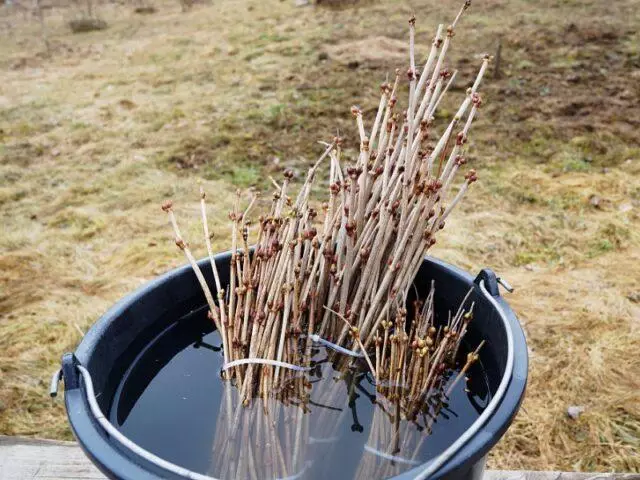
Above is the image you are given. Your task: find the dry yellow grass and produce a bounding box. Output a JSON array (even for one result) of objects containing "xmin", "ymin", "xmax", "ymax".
[{"xmin": 1, "ymin": 0, "xmax": 639, "ymax": 473}]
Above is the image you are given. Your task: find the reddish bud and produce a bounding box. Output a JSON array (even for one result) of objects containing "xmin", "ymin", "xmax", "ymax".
[{"xmin": 465, "ymin": 169, "xmax": 478, "ymax": 183}]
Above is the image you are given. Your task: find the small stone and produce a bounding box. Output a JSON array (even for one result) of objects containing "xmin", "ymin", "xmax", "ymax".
[
  {"xmin": 627, "ymin": 292, "xmax": 640, "ymax": 304},
  {"xmin": 619, "ymin": 89, "xmax": 634, "ymax": 100},
  {"xmin": 619, "ymin": 203, "xmax": 633, "ymax": 213},
  {"xmin": 118, "ymin": 99, "xmax": 136, "ymax": 110},
  {"xmin": 567, "ymin": 405, "xmax": 585, "ymax": 420}
]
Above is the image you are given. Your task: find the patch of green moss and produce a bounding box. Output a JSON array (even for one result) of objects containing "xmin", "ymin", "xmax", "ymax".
[
  {"xmin": 0, "ymin": 142, "xmax": 46, "ymax": 166},
  {"xmin": 258, "ymin": 33, "xmax": 290, "ymax": 43},
  {"xmin": 204, "ymin": 164, "xmax": 262, "ymax": 189},
  {"xmin": 173, "ymin": 37, "xmax": 192, "ymax": 46},
  {"xmin": 588, "ymin": 222, "xmax": 631, "ymax": 257},
  {"xmin": 513, "ymin": 246, "xmax": 562, "ymax": 266},
  {"xmin": 244, "ymin": 50, "xmax": 265, "ymax": 62},
  {"xmin": 562, "ymin": 157, "xmax": 591, "ymax": 172},
  {"xmin": 589, "ymin": 239, "xmax": 614, "ymax": 257},
  {"xmin": 49, "ymin": 209, "xmax": 105, "ymax": 240},
  {"xmin": 516, "ymin": 59, "xmax": 537, "ymax": 70},
  {"xmin": 599, "ymin": 222, "xmax": 630, "ymax": 248},
  {"xmin": 546, "ymin": 192, "xmax": 583, "ymax": 211},
  {"xmin": 489, "ymin": 181, "xmax": 541, "ymax": 205}
]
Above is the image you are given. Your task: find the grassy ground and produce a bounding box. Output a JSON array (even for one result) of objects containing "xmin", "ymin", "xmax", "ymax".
[{"xmin": 1, "ymin": 0, "xmax": 639, "ymax": 472}]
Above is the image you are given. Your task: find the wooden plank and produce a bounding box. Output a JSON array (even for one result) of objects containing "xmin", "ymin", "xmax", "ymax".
[
  {"xmin": 1, "ymin": 436, "xmax": 637, "ymax": 480},
  {"xmin": 0, "ymin": 436, "xmax": 103, "ymax": 480},
  {"xmin": 485, "ymin": 471, "xmax": 639, "ymax": 480}
]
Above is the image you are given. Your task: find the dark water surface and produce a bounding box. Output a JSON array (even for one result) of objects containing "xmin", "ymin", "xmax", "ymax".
[{"xmin": 110, "ymin": 308, "xmax": 491, "ymax": 479}]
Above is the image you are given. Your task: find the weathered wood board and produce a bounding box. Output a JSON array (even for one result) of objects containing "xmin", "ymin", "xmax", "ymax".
[
  {"xmin": 0, "ymin": 436, "xmax": 103, "ymax": 479},
  {"xmin": 484, "ymin": 472, "xmax": 639, "ymax": 480}
]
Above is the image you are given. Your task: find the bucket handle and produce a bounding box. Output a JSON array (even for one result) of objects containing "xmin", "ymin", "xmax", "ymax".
[
  {"xmin": 51, "ymin": 361, "xmax": 220, "ymax": 479},
  {"xmin": 50, "ymin": 353, "xmax": 80, "ymax": 398},
  {"xmin": 473, "ymin": 268, "xmax": 514, "ymax": 296}
]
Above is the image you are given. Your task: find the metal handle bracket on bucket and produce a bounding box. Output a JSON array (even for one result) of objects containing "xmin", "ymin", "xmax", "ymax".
[
  {"xmin": 473, "ymin": 269, "xmax": 500, "ymax": 296},
  {"xmin": 52, "ymin": 353, "xmax": 80, "ymax": 396},
  {"xmin": 473, "ymin": 268, "xmax": 514, "ymax": 296}
]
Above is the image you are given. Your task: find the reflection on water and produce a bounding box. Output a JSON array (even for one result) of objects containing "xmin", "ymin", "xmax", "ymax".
[{"xmin": 111, "ymin": 309, "xmax": 490, "ymax": 479}]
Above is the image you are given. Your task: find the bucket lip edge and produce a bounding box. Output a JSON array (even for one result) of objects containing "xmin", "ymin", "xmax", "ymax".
[{"xmin": 67, "ymin": 252, "xmax": 528, "ymax": 479}]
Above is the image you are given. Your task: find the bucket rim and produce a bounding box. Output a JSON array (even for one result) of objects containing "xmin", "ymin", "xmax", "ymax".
[{"xmin": 61, "ymin": 253, "xmax": 528, "ymax": 480}]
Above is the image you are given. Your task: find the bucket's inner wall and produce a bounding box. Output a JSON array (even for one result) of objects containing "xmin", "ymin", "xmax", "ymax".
[
  {"xmin": 80, "ymin": 259, "xmax": 228, "ymax": 413},
  {"xmin": 412, "ymin": 261, "xmax": 507, "ymax": 395}
]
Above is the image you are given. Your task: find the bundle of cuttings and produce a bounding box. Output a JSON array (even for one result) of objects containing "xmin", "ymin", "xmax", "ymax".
[{"xmin": 163, "ymin": 0, "xmax": 488, "ymax": 412}]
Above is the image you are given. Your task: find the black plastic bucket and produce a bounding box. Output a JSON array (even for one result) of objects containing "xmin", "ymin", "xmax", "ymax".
[{"xmin": 57, "ymin": 253, "xmax": 528, "ymax": 480}]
